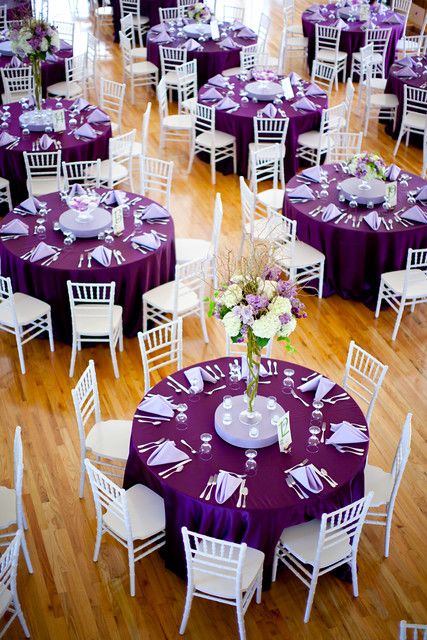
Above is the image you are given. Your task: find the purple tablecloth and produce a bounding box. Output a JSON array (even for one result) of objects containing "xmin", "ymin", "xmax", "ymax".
[
  {"xmin": 4, "ymin": 0, "xmax": 31, "ymax": 20},
  {"xmin": 385, "ymin": 56, "xmax": 427, "ymax": 145},
  {"xmin": 302, "ymin": 4, "xmax": 404, "ymax": 76},
  {"xmin": 197, "ymin": 75, "xmax": 327, "ymax": 179},
  {"xmin": 111, "ymin": 0, "xmax": 177, "ymax": 42},
  {"xmin": 0, "ymin": 99, "xmax": 111, "ymax": 206},
  {"xmin": 0, "ymin": 189, "xmax": 176, "ymax": 339},
  {"xmin": 124, "ymin": 356, "xmax": 368, "ymax": 588},
  {"xmin": 147, "ymin": 22, "xmax": 254, "ymax": 88},
  {"xmin": 283, "ymin": 165, "xmax": 427, "ymax": 304}
]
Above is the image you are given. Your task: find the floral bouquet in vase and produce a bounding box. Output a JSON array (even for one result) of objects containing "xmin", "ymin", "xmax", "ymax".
[
  {"xmin": 188, "ymin": 2, "xmax": 212, "ymax": 22},
  {"xmin": 207, "ymin": 246, "xmax": 306, "ymax": 425},
  {"xmin": 347, "ymin": 152, "xmax": 386, "ymax": 189}
]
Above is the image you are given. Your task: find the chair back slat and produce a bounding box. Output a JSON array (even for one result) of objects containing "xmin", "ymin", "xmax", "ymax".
[
  {"xmin": 343, "ymin": 340, "xmax": 388, "ymax": 423},
  {"xmin": 250, "ymin": 144, "xmax": 280, "ymax": 193},
  {"xmin": 159, "ymin": 7, "xmax": 180, "ymax": 22},
  {"xmin": 139, "ymin": 155, "xmax": 173, "ymax": 210},
  {"xmin": 84, "ymin": 459, "xmax": 131, "ymax": 535},
  {"xmin": 159, "ymin": 45, "xmax": 187, "ymax": 76},
  {"xmin": 0, "ymin": 531, "xmax": 21, "ymax": 599},
  {"xmin": 138, "ymin": 318, "xmax": 183, "ymax": 394}
]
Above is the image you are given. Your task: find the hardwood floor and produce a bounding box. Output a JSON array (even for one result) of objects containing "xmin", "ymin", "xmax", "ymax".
[{"xmin": 1, "ymin": 1, "xmax": 426, "ymax": 638}]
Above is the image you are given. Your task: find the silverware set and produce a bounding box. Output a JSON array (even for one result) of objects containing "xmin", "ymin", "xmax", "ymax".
[
  {"xmin": 199, "ymin": 474, "xmax": 218, "ymax": 500},
  {"xmin": 335, "ymin": 445, "xmax": 365, "ymax": 456},
  {"xmin": 290, "ymin": 388, "xmax": 310, "ymax": 407},
  {"xmin": 159, "ymin": 458, "xmax": 192, "ymax": 478},
  {"xmin": 41, "ymin": 250, "xmax": 62, "ymax": 266},
  {"xmin": 6, "ymin": 137, "xmax": 19, "ymax": 150},
  {"xmin": 113, "ymin": 249, "xmax": 125, "ymax": 264},
  {"xmin": 180, "ymin": 439, "xmax": 197, "ymax": 454},
  {"xmin": 204, "ymin": 384, "xmax": 227, "ymax": 395},
  {"xmin": 137, "ymin": 438, "xmax": 165, "ymax": 453},
  {"xmin": 135, "ymin": 414, "xmax": 171, "ymax": 422},
  {"xmin": 286, "ymin": 475, "xmax": 308, "ymax": 499},
  {"xmin": 236, "ymin": 480, "xmax": 248, "ymax": 508},
  {"xmin": 322, "ymin": 392, "xmax": 350, "ymax": 405}
]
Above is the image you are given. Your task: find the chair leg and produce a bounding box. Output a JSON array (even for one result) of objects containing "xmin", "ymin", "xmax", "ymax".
[
  {"xmin": 199, "ymin": 302, "xmax": 209, "ymax": 344},
  {"xmin": 210, "ymin": 150, "xmax": 216, "ymax": 185},
  {"xmin": 391, "ymin": 298, "xmax": 405, "ymax": 341},
  {"xmin": 119, "ymin": 324, "xmax": 124, "ymax": 351},
  {"xmin": 46, "ymin": 310, "xmax": 55, "ymax": 352},
  {"xmin": 69, "ymin": 333, "xmax": 77, "ymax": 377},
  {"xmin": 393, "ymin": 126, "xmax": 404, "ymax": 156},
  {"xmin": 271, "ymin": 546, "xmax": 279, "ymax": 582},
  {"xmin": 142, "ymin": 298, "xmax": 148, "ymax": 332},
  {"xmin": 179, "ymin": 587, "xmax": 194, "ymax": 634},
  {"xmin": 79, "ymin": 454, "xmax": 86, "ymax": 499},
  {"xmin": 15, "ymin": 330, "xmax": 26, "ymax": 375},
  {"xmin": 22, "ymin": 510, "xmax": 29, "ymax": 530},
  {"xmin": 128, "ymin": 544, "xmax": 136, "ymax": 596},
  {"xmin": 256, "ymin": 573, "xmax": 262, "ymax": 604},
  {"xmin": 410, "ymin": 299, "xmax": 416, "ymax": 313},
  {"xmin": 384, "ymin": 509, "xmax": 393, "ymax": 558},
  {"xmin": 14, "ymin": 595, "xmax": 30, "ymax": 638},
  {"xmin": 110, "ymin": 338, "xmax": 119, "ymax": 378},
  {"xmin": 351, "ymin": 552, "xmax": 359, "ymax": 597},
  {"xmin": 233, "ymin": 143, "xmax": 237, "ymax": 175},
  {"xmin": 375, "ymin": 280, "xmax": 384, "ymax": 318},
  {"xmin": 93, "ymin": 518, "xmax": 102, "ymax": 561},
  {"xmin": 20, "ymin": 530, "xmax": 33, "ymax": 574},
  {"xmin": 236, "ymin": 601, "xmax": 247, "ymax": 640},
  {"xmin": 317, "ymin": 262, "xmax": 324, "ymax": 299},
  {"xmin": 303, "ymin": 571, "xmax": 319, "ymax": 623}
]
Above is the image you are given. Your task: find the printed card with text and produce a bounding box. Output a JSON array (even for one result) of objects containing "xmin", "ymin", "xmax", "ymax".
[{"xmin": 277, "ymin": 411, "xmax": 292, "ymax": 453}]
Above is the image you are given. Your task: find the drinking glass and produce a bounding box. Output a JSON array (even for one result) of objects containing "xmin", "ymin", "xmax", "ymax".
[
  {"xmin": 222, "ymin": 412, "xmax": 232, "ymax": 426},
  {"xmin": 175, "ymin": 403, "xmax": 188, "ymax": 431},
  {"xmin": 35, "ymin": 218, "xmax": 46, "ymax": 238},
  {"xmin": 63, "ymin": 231, "xmax": 74, "ymax": 247},
  {"xmin": 104, "ymin": 228, "xmax": 115, "ymax": 244},
  {"xmin": 282, "ymin": 368, "xmax": 295, "ymax": 394},
  {"xmin": 311, "ymin": 401, "xmax": 323, "ymax": 426},
  {"xmin": 222, "ymin": 395, "xmax": 232, "ymax": 409},
  {"xmin": 229, "ymin": 362, "xmax": 241, "ymax": 389},
  {"xmin": 306, "ymin": 433, "xmax": 320, "ymax": 453},
  {"xmin": 349, "ymin": 194, "xmax": 358, "ymax": 208},
  {"xmin": 188, "ymin": 379, "xmax": 201, "ymax": 403},
  {"xmin": 244, "ymin": 449, "xmax": 257, "ymax": 475},
  {"xmin": 199, "ymin": 433, "xmax": 212, "ymax": 460}
]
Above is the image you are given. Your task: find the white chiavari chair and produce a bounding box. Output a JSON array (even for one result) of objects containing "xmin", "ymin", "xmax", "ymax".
[
  {"xmin": 239, "ymin": 175, "xmax": 277, "ymax": 255},
  {"xmin": 176, "ymin": 59, "xmax": 198, "ymax": 114},
  {"xmin": 62, "ymin": 159, "xmax": 101, "ymax": 189},
  {"xmin": 365, "ymin": 413, "xmax": 411, "ymax": 557},
  {"xmin": 351, "ymin": 28, "xmax": 392, "ymax": 80},
  {"xmin": 120, "ymin": 12, "xmax": 147, "ymax": 59},
  {"xmin": 0, "ymin": 66, "xmax": 33, "ymax": 104},
  {"xmin": 393, "ymin": 85, "xmax": 427, "ymax": 155},
  {"xmin": 326, "ymin": 131, "xmax": 362, "ymax": 163},
  {"xmin": 283, "ymin": 0, "xmax": 303, "ymax": 35},
  {"xmin": 391, "ymin": 0, "xmax": 412, "ymax": 30},
  {"xmin": 67, "ymin": 281, "xmax": 124, "ymax": 378},
  {"xmin": 99, "ymin": 77, "xmax": 126, "ymax": 134},
  {"xmin": 47, "ymin": 53, "xmax": 87, "ymax": 99},
  {"xmin": 159, "ymin": 45, "xmax": 187, "ymax": 99},
  {"xmin": 137, "ymin": 317, "xmax": 183, "ymax": 395},
  {"xmin": 222, "ymin": 5, "xmax": 244, "ymax": 23},
  {"xmin": 222, "ymin": 43, "xmax": 261, "ymax": 77},
  {"xmin": 142, "ymin": 258, "xmax": 209, "ymax": 343},
  {"xmin": 257, "ymin": 12, "xmax": 271, "ymax": 51},
  {"xmin": 343, "ymin": 77, "xmax": 354, "ymax": 130},
  {"xmin": 272, "ymin": 494, "xmax": 373, "ymax": 623},
  {"xmin": 177, "ymin": 0, "xmax": 195, "ymax": 17},
  {"xmin": 0, "ymin": 5, "xmax": 6, "ymax": 32},
  {"xmin": 0, "ymin": 531, "xmax": 30, "ymax": 638},
  {"xmin": 400, "ymin": 621, "xmax": 427, "ymax": 640},
  {"xmin": 249, "ymin": 144, "xmax": 285, "ymax": 214},
  {"xmin": 310, "ymin": 60, "xmax": 335, "ymax": 96},
  {"xmin": 0, "ymin": 177, "xmax": 12, "ymax": 211},
  {"xmin": 280, "ymin": 13, "xmax": 308, "ymax": 71},
  {"xmin": 84, "ymin": 459, "xmax": 165, "ymax": 596},
  {"xmin": 93, "ymin": 0, "xmax": 113, "ymax": 31},
  {"xmin": 355, "ymin": 43, "xmax": 375, "ymax": 111},
  {"xmin": 99, "ymin": 129, "xmax": 135, "ymax": 190},
  {"xmin": 72, "ymin": 359, "xmax": 132, "ymax": 497},
  {"xmin": 296, "ymin": 102, "xmax": 346, "ymax": 167},
  {"xmin": 180, "ymin": 527, "xmax": 264, "ymax": 640},
  {"xmin": 375, "ymin": 248, "xmax": 427, "ymax": 340},
  {"xmin": 23, "ymin": 150, "xmax": 63, "ymax": 197},
  {"xmin": 157, "ymin": 77, "xmax": 192, "ymax": 166},
  {"xmin": 54, "ymin": 20, "xmax": 75, "ymax": 48},
  {"xmin": 396, "ymin": 13, "xmax": 427, "ymax": 57},
  {"xmin": 248, "ymin": 115, "xmax": 289, "ymax": 186},
  {"xmin": 131, "ymin": 100, "xmax": 151, "ymax": 158},
  {"xmin": 362, "ymin": 62, "xmax": 398, "ymax": 136},
  {"xmin": 120, "ymin": 32, "xmax": 158, "ymax": 103},
  {"xmin": 159, "ymin": 6, "xmax": 180, "ymax": 22},
  {"xmin": 119, "ymin": 0, "xmax": 149, "ymax": 45},
  {"xmin": 139, "ymin": 155, "xmax": 173, "ymax": 210},
  {"xmin": 314, "ymin": 24, "xmax": 347, "ymax": 90},
  {"xmin": 342, "ymin": 340, "xmax": 388, "ymax": 424},
  {"xmin": 86, "ymin": 32, "xmax": 99, "ymax": 98},
  {"xmin": 188, "ymin": 102, "xmax": 237, "ymax": 185}
]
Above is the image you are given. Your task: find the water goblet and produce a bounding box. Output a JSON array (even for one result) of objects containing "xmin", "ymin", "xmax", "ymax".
[
  {"xmin": 134, "ymin": 211, "xmax": 143, "ymax": 229},
  {"xmin": 53, "ymin": 221, "xmax": 61, "ymax": 231},
  {"xmin": 229, "ymin": 362, "xmax": 241, "ymax": 389},
  {"xmin": 222, "ymin": 395, "xmax": 232, "ymax": 410},
  {"xmin": 367, "ymin": 200, "xmax": 374, "ymax": 209},
  {"xmin": 282, "ymin": 368, "xmax": 295, "ymax": 394},
  {"xmin": 175, "ymin": 403, "xmax": 188, "ymax": 431},
  {"xmin": 244, "ymin": 449, "xmax": 257, "ymax": 475},
  {"xmin": 311, "ymin": 401, "xmax": 323, "ymax": 426},
  {"xmin": 22, "ymin": 125, "xmax": 30, "ymax": 136},
  {"xmin": 104, "ymin": 228, "xmax": 115, "ymax": 244},
  {"xmin": 97, "ymin": 231, "xmax": 106, "ymax": 241},
  {"xmin": 319, "ymin": 182, "xmax": 329, "ymax": 198},
  {"xmin": 349, "ymin": 194, "xmax": 358, "ymax": 208},
  {"xmin": 267, "ymin": 396, "xmax": 277, "ymax": 411},
  {"xmin": 3, "ymin": 106, "xmax": 10, "ymax": 119},
  {"xmin": 63, "ymin": 230, "xmax": 74, "ymax": 247},
  {"xmin": 188, "ymin": 378, "xmax": 201, "ymax": 403},
  {"xmin": 338, "ymin": 192, "xmax": 346, "ymax": 202},
  {"xmin": 407, "ymin": 192, "xmax": 416, "ymax": 205},
  {"xmin": 199, "ymin": 433, "xmax": 212, "ymax": 460},
  {"xmin": 35, "ymin": 218, "xmax": 46, "ymax": 238},
  {"xmin": 271, "ymin": 414, "xmax": 280, "ymax": 427},
  {"xmin": 306, "ymin": 433, "xmax": 320, "ymax": 453}
]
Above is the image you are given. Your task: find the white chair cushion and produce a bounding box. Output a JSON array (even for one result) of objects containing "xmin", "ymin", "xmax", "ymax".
[
  {"xmin": 126, "ymin": 61, "xmax": 158, "ymax": 75},
  {"xmin": 279, "ymin": 519, "xmax": 351, "ymax": 568},
  {"xmin": 196, "ymin": 130, "xmax": 236, "ymax": 149},
  {"xmin": 370, "ymin": 94, "xmax": 399, "ymax": 108},
  {"xmin": 0, "ymin": 485, "xmax": 16, "ymax": 528},
  {"xmin": 364, "ymin": 464, "xmax": 394, "ymax": 507},
  {"xmin": 181, "ymin": 97, "xmax": 197, "ymax": 112},
  {"xmin": 0, "ymin": 292, "xmax": 50, "ymax": 327},
  {"xmin": 74, "ymin": 304, "xmax": 122, "ymax": 336},
  {"xmin": 131, "ymin": 46, "xmax": 147, "ymax": 58},
  {"xmin": 163, "ymin": 114, "xmax": 192, "ymax": 130},
  {"xmin": 245, "ymin": 216, "xmax": 283, "ymax": 240},
  {"xmin": 256, "ymin": 188, "xmax": 286, "ymax": 210},
  {"xmin": 288, "ymin": 24, "xmax": 303, "ymax": 35},
  {"xmin": 193, "ymin": 545, "xmax": 264, "ymax": 598},
  {"xmin": 370, "ymin": 78, "xmax": 387, "ymax": 91},
  {"xmin": 47, "ymin": 81, "xmax": 83, "ymax": 97},
  {"xmin": 404, "ymin": 111, "xmax": 427, "ymax": 130},
  {"xmin": 297, "ymin": 130, "xmax": 327, "ymax": 150},
  {"xmin": 222, "ymin": 66, "xmax": 242, "ymax": 77},
  {"xmin": 382, "ymin": 269, "xmax": 427, "ymax": 297},
  {"xmin": 144, "ymin": 281, "xmax": 199, "ymax": 314},
  {"xmin": 0, "ymin": 586, "xmax": 12, "ymax": 619},
  {"xmin": 287, "ymin": 36, "xmax": 308, "ymax": 48},
  {"xmin": 2, "ymin": 91, "xmax": 29, "ymax": 104},
  {"xmin": 99, "ymin": 160, "xmax": 129, "ymax": 183},
  {"xmin": 353, "ymin": 52, "xmax": 383, "ymax": 64},
  {"xmin": 132, "ymin": 14, "xmax": 149, "ymax": 25},
  {"xmin": 103, "ymin": 483, "xmax": 165, "ymax": 541},
  {"xmin": 28, "ymin": 177, "xmax": 63, "ymax": 196},
  {"xmin": 175, "ymin": 238, "xmax": 212, "ymax": 264},
  {"xmin": 276, "ymin": 240, "xmax": 325, "ymax": 268},
  {"xmin": 95, "ymin": 6, "xmax": 112, "ymax": 16},
  {"xmin": 86, "ymin": 419, "xmax": 132, "ymax": 461},
  {"xmin": 163, "ymin": 69, "xmax": 178, "ymax": 85},
  {"xmin": 317, "ymin": 49, "xmax": 347, "ymax": 62}
]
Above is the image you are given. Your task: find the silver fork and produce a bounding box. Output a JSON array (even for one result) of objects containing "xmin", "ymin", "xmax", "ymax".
[
  {"xmin": 214, "ymin": 364, "xmax": 225, "ymax": 378},
  {"xmin": 137, "ymin": 437, "xmax": 165, "ymax": 451},
  {"xmin": 291, "ymin": 389, "xmax": 310, "ymax": 407},
  {"xmin": 199, "ymin": 475, "xmax": 213, "ymax": 499},
  {"xmin": 205, "ymin": 364, "xmax": 220, "ymax": 380},
  {"xmin": 323, "ymin": 395, "xmax": 350, "ymax": 405},
  {"xmin": 204, "ymin": 384, "xmax": 226, "ymax": 395},
  {"xmin": 335, "ymin": 445, "xmax": 364, "ymax": 455},
  {"xmin": 284, "ymin": 458, "xmax": 308, "ymax": 473},
  {"xmin": 205, "ymin": 474, "xmax": 218, "ymax": 500},
  {"xmin": 286, "ymin": 475, "xmax": 307, "ymax": 499}
]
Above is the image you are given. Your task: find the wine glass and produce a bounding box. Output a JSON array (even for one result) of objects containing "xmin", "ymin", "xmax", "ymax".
[
  {"xmin": 267, "ymin": 396, "xmax": 277, "ymax": 410},
  {"xmin": 199, "ymin": 433, "xmax": 212, "ymax": 460},
  {"xmin": 244, "ymin": 449, "xmax": 257, "ymax": 475},
  {"xmin": 229, "ymin": 362, "xmax": 241, "ymax": 389},
  {"xmin": 175, "ymin": 403, "xmax": 188, "ymax": 431},
  {"xmin": 35, "ymin": 218, "xmax": 46, "ymax": 238},
  {"xmin": 282, "ymin": 368, "xmax": 295, "ymax": 394},
  {"xmin": 104, "ymin": 228, "xmax": 115, "ymax": 244},
  {"xmin": 306, "ymin": 432, "xmax": 320, "ymax": 453},
  {"xmin": 63, "ymin": 231, "xmax": 74, "ymax": 247},
  {"xmin": 134, "ymin": 211, "xmax": 143, "ymax": 229},
  {"xmin": 188, "ymin": 378, "xmax": 201, "ymax": 403},
  {"xmin": 349, "ymin": 194, "xmax": 358, "ymax": 208},
  {"xmin": 311, "ymin": 401, "xmax": 324, "ymax": 426}
]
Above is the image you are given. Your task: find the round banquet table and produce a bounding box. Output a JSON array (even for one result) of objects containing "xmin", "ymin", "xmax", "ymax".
[
  {"xmin": 283, "ymin": 165, "xmax": 427, "ymax": 305},
  {"xmin": 3, "ymin": 0, "xmax": 31, "ymax": 19},
  {"xmin": 147, "ymin": 21, "xmax": 257, "ymax": 88},
  {"xmin": 385, "ymin": 55, "xmax": 427, "ymax": 146},
  {"xmin": 111, "ymin": 0, "xmax": 177, "ymax": 42},
  {"xmin": 0, "ymin": 189, "xmax": 176, "ymax": 340},
  {"xmin": 302, "ymin": 3, "xmax": 404, "ymax": 76},
  {"xmin": 124, "ymin": 356, "xmax": 368, "ymax": 588},
  {"xmin": 0, "ymin": 99, "xmax": 111, "ymax": 207},
  {"xmin": 197, "ymin": 74, "xmax": 328, "ymax": 180}
]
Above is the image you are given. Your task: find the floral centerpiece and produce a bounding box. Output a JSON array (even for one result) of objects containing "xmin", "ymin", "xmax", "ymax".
[
  {"xmin": 207, "ymin": 246, "xmax": 306, "ymax": 424},
  {"xmin": 252, "ymin": 69, "xmax": 278, "ymax": 83},
  {"xmin": 347, "ymin": 153, "xmax": 387, "ymax": 181},
  {"xmin": 67, "ymin": 190, "xmax": 101, "ymax": 223},
  {"xmin": 10, "ymin": 17, "xmax": 60, "ymax": 111},
  {"xmin": 187, "ymin": 2, "xmax": 212, "ymax": 22}
]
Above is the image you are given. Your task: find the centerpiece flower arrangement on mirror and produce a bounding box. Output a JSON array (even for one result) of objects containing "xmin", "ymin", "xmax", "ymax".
[
  {"xmin": 207, "ymin": 243, "xmax": 306, "ymax": 429},
  {"xmin": 187, "ymin": 3, "xmax": 212, "ymax": 22},
  {"xmin": 347, "ymin": 153, "xmax": 386, "ymax": 190}
]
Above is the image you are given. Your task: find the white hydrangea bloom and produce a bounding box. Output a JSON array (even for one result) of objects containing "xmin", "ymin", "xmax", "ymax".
[
  {"xmin": 219, "ymin": 283, "xmax": 243, "ymax": 308},
  {"xmin": 222, "ymin": 311, "xmax": 241, "ymax": 337},
  {"xmin": 252, "ymin": 312, "xmax": 281, "ymax": 339},
  {"xmin": 257, "ymin": 278, "xmax": 277, "ymax": 300},
  {"xmin": 278, "ymin": 316, "xmax": 297, "ymax": 338},
  {"xmin": 268, "ymin": 296, "xmax": 292, "ymax": 316}
]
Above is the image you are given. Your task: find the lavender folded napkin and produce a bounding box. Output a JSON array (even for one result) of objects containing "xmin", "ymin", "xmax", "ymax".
[
  {"xmin": 288, "ymin": 71, "xmax": 302, "ymax": 85},
  {"xmin": 60, "ymin": 39, "xmax": 73, "ymax": 50},
  {"xmin": 215, "ymin": 96, "xmax": 239, "ymax": 110},
  {"xmin": 383, "ymin": 13, "xmax": 402, "ymax": 24},
  {"xmin": 138, "ymin": 395, "xmax": 175, "ymax": 417},
  {"xmin": 39, "ymin": 133, "xmax": 54, "ymax": 150},
  {"xmin": 293, "ymin": 97, "xmax": 316, "ymax": 111},
  {"xmin": 150, "ymin": 32, "xmax": 173, "ymax": 43},
  {"xmin": 307, "ymin": 10, "xmax": 324, "ymax": 21},
  {"xmin": 398, "ymin": 55, "xmax": 416, "ymax": 68},
  {"xmin": 45, "ymin": 52, "xmax": 60, "ymax": 62},
  {"xmin": 395, "ymin": 66, "xmax": 417, "ymax": 78},
  {"xmin": 0, "ymin": 132, "xmax": 16, "ymax": 147},
  {"xmin": 301, "ymin": 166, "xmax": 323, "ymax": 182},
  {"xmin": 90, "ymin": 246, "xmax": 112, "ymax": 266},
  {"xmin": 415, "ymin": 186, "xmax": 427, "ymax": 202},
  {"xmin": 9, "ymin": 55, "xmax": 23, "ymax": 68},
  {"xmin": 87, "ymin": 108, "xmax": 110, "ymax": 124},
  {"xmin": 238, "ymin": 26, "xmax": 257, "ymax": 39},
  {"xmin": 290, "ymin": 464, "xmax": 323, "ymax": 493},
  {"xmin": 209, "ymin": 74, "xmax": 228, "ymax": 87},
  {"xmin": 182, "ymin": 38, "xmax": 202, "ymax": 51},
  {"xmin": 102, "ymin": 189, "xmax": 127, "ymax": 206},
  {"xmin": 305, "ymin": 83, "xmax": 326, "ymax": 97},
  {"xmin": 0, "ymin": 219, "xmax": 29, "ymax": 235},
  {"xmin": 322, "ymin": 203, "xmax": 342, "ymax": 221},
  {"xmin": 298, "ymin": 374, "xmax": 336, "ymax": 402},
  {"xmin": 68, "ymin": 183, "xmax": 86, "ymax": 197},
  {"xmin": 220, "ymin": 36, "xmax": 238, "ymax": 49},
  {"xmin": 147, "ymin": 440, "xmax": 189, "ymax": 466},
  {"xmin": 30, "ymin": 241, "xmax": 56, "ymax": 262},
  {"xmin": 363, "ymin": 210, "xmax": 382, "ymax": 230},
  {"xmin": 260, "ymin": 103, "xmax": 278, "ymax": 117},
  {"xmin": 184, "ymin": 366, "xmax": 216, "ymax": 392},
  {"xmin": 241, "ymin": 355, "xmax": 269, "ymax": 380},
  {"xmin": 133, "ymin": 231, "xmax": 161, "ymax": 249},
  {"xmin": 401, "ymin": 205, "xmax": 427, "ymax": 223},
  {"xmin": 215, "ymin": 471, "xmax": 243, "ymax": 504},
  {"xmin": 288, "ymin": 184, "xmax": 315, "ymax": 200},
  {"xmin": 200, "ymin": 87, "xmax": 223, "ymax": 101},
  {"xmin": 151, "ymin": 23, "xmax": 169, "ymax": 34},
  {"xmin": 20, "ymin": 196, "xmax": 42, "ymax": 214},
  {"xmin": 72, "ymin": 97, "xmax": 90, "ymax": 112},
  {"xmin": 74, "ymin": 123, "xmax": 97, "ymax": 139},
  {"xmin": 229, "ymin": 20, "xmax": 245, "ymax": 31},
  {"xmin": 335, "ymin": 18, "xmax": 349, "ymax": 30},
  {"xmin": 306, "ymin": 3, "xmax": 320, "ymax": 11},
  {"xmin": 141, "ymin": 202, "xmax": 170, "ymax": 220},
  {"xmin": 385, "ymin": 163, "xmax": 401, "ymax": 181},
  {"xmin": 326, "ymin": 422, "xmax": 369, "ymax": 445}
]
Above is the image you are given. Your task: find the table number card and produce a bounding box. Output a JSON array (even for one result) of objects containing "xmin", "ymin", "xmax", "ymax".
[
  {"xmin": 281, "ymin": 77, "xmax": 294, "ymax": 100},
  {"xmin": 52, "ymin": 109, "xmax": 66, "ymax": 132},
  {"xmin": 211, "ymin": 19, "xmax": 220, "ymax": 41},
  {"xmin": 112, "ymin": 205, "xmax": 124, "ymax": 235},
  {"xmin": 385, "ymin": 182, "xmax": 397, "ymax": 208},
  {"xmin": 277, "ymin": 412, "xmax": 292, "ymax": 453}
]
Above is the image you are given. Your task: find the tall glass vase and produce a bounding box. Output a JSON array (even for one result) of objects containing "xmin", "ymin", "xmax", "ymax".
[
  {"xmin": 239, "ymin": 328, "xmax": 262, "ymax": 427},
  {"xmin": 31, "ymin": 58, "xmax": 42, "ymax": 111}
]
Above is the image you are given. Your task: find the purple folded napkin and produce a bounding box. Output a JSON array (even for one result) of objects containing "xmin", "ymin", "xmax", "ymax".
[
  {"xmin": 184, "ymin": 366, "xmax": 216, "ymax": 392},
  {"xmin": 0, "ymin": 219, "xmax": 29, "ymax": 235},
  {"xmin": 288, "ymin": 71, "xmax": 302, "ymax": 86},
  {"xmin": 20, "ymin": 196, "xmax": 42, "ymax": 214},
  {"xmin": 0, "ymin": 132, "xmax": 16, "ymax": 147},
  {"xmin": 322, "ymin": 203, "xmax": 342, "ymax": 221},
  {"xmin": 151, "ymin": 23, "xmax": 169, "ymax": 34},
  {"xmin": 39, "ymin": 133, "xmax": 54, "ymax": 150},
  {"xmin": 30, "ymin": 241, "xmax": 56, "ymax": 262},
  {"xmin": 301, "ymin": 166, "xmax": 323, "ymax": 182},
  {"xmin": 335, "ymin": 18, "xmax": 349, "ymax": 30},
  {"xmin": 150, "ymin": 32, "xmax": 173, "ymax": 43},
  {"xmin": 9, "ymin": 55, "xmax": 23, "ymax": 68},
  {"xmin": 298, "ymin": 374, "xmax": 336, "ymax": 401},
  {"xmin": 307, "ymin": 10, "xmax": 324, "ymax": 21},
  {"xmin": 361, "ymin": 19, "xmax": 375, "ymax": 31},
  {"xmin": 68, "ymin": 183, "xmax": 86, "ymax": 197},
  {"xmin": 87, "ymin": 108, "xmax": 110, "ymax": 124},
  {"xmin": 305, "ymin": 83, "xmax": 326, "ymax": 97},
  {"xmin": 215, "ymin": 471, "xmax": 243, "ymax": 504},
  {"xmin": 147, "ymin": 440, "xmax": 189, "ymax": 466},
  {"xmin": 45, "ymin": 52, "xmax": 60, "ymax": 62},
  {"xmin": 293, "ymin": 97, "xmax": 316, "ymax": 111},
  {"xmin": 74, "ymin": 123, "xmax": 97, "ymax": 139},
  {"xmin": 209, "ymin": 73, "xmax": 228, "ymax": 87},
  {"xmin": 182, "ymin": 38, "xmax": 202, "ymax": 51},
  {"xmin": 229, "ymin": 20, "xmax": 245, "ymax": 31},
  {"xmin": 401, "ymin": 205, "xmax": 427, "ymax": 223},
  {"xmin": 288, "ymin": 184, "xmax": 315, "ymax": 200},
  {"xmin": 395, "ymin": 66, "xmax": 417, "ymax": 78},
  {"xmin": 241, "ymin": 355, "xmax": 268, "ymax": 379},
  {"xmin": 60, "ymin": 39, "xmax": 73, "ymax": 51},
  {"xmin": 133, "ymin": 231, "xmax": 161, "ymax": 250},
  {"xmin": 90, "ymin": 246, "xmax": 112, "ymax": 266},
  {"xmin": 363, "ymin": 210, "xmax": 382, "ymax": 230},
  {"xmin": 415, "ymin": 186, "xmax": 427, "ymax": 202},
  {"xmin": 260, "ymin": 103, "xmax": 277, "ymax": 117},
  {"xmin": 238, "ymin": 26, "xmax": 257, "ymax": 39},
  {"xmin": 138, "ymin": 395, "xmax": 175, "ymax": 417},
  {"xmin": 385, "ymin": 163, "xmax": 401, "ymax": 181},
  {"xmin": 383, "ymin": 12, "xmax": 402, "ymax": 24},
  {"xmin": 398, "ymin": 55, "xmax": 416, "ymax": 68},
  {"xmin": 72, "ymin": 97, "xmax": 90, "ymax": 112},
  {"xmin": 102, "ymin": 190, "xmax": 127, "ymax": 206},
  {"xmin": 290, "ymin": 464, "xmax": 323, "ymax": 493},
  {"xmin": 215, "ymin": 96, "xmax": 239, "ymax": 110},
  {"xmin": 201, "ymin": 87, "xmax": 223, "ymax": 101},
  {"xmin": 220, "ymin": 36, "xmax": 238, "ymax": 49},
  {"xmin": 326, "ymin": 422, "xmax": 369, "ymax": 445},
  {"xmin": 306, "ymin": 3, "xmax": 320, "ymax": 12},
  {"xmin": 141, "ymin": 202, "xmax": 170, "ymax": 220}
]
